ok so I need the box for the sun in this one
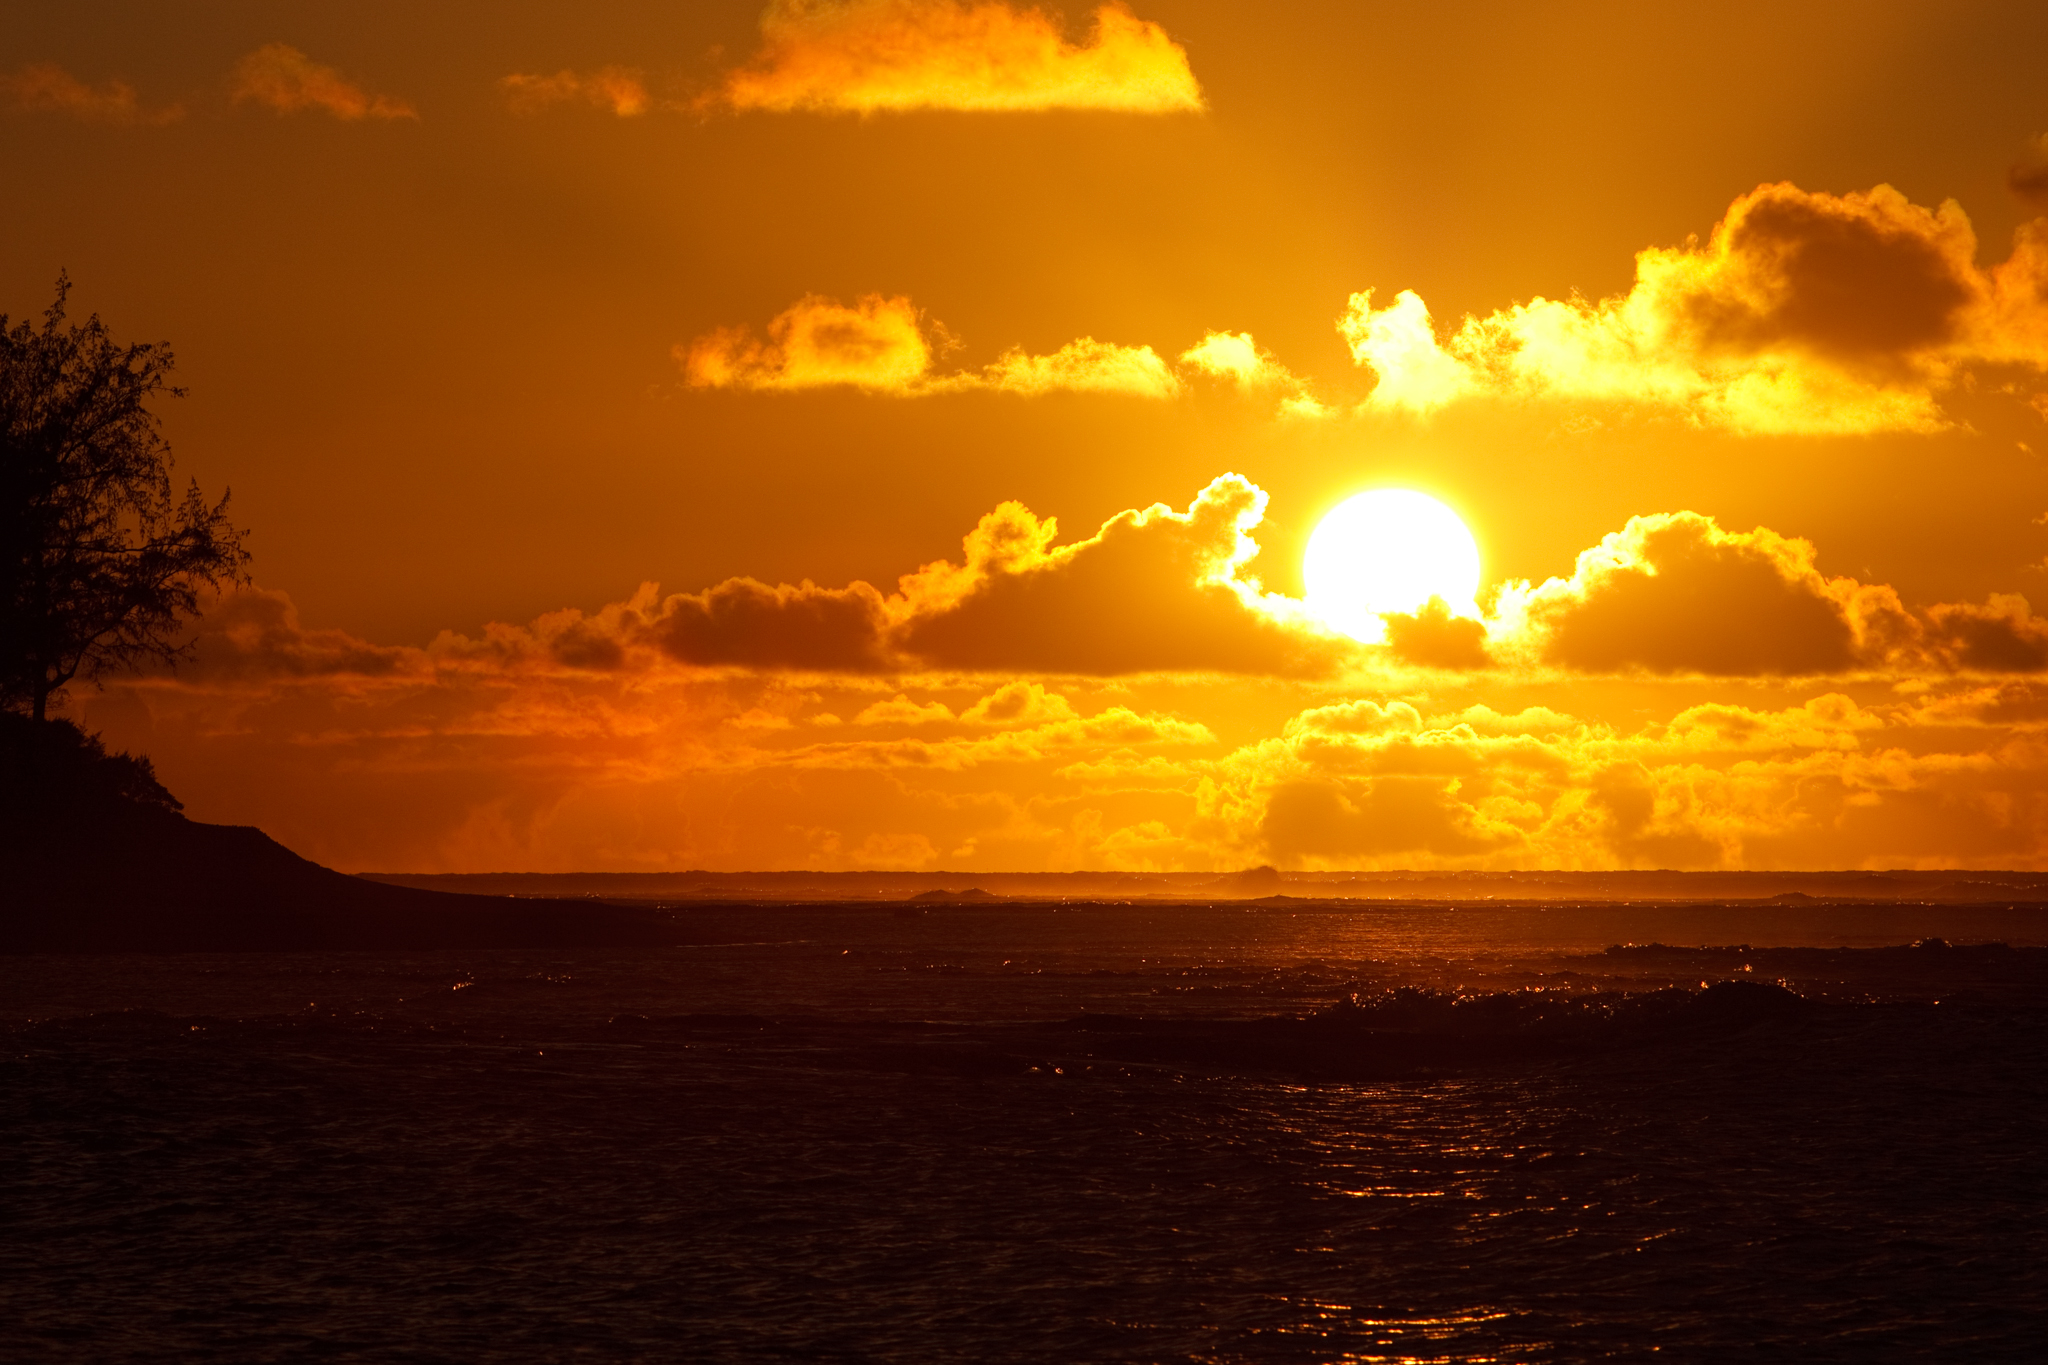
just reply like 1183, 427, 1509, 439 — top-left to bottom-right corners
1303, 489, 1482, 643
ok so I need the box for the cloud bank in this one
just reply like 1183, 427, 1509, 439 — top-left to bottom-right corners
152, 478, 2048, 697
714, 1, 1203, 114
90, 475, 2048, 874
94, 602, 2048, 874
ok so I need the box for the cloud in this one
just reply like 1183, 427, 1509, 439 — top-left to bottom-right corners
166, 479, 1350, 687
1261, 776, 1520, 861
679, 293, 1180, 398
854, 694, 957, 725
1477, 511, 2048, 679
1501, 513, 1875, 675
1178, 331, 1286, 386
1196, 688, 2048, 871
231, 44, 416, 121
175, 491, 2048, 706
960, 680, 1076, 725
181, 589, 421, 682
639, 578, 896, 671
1339, 291, 1475, 415
976, 336, 1180, 398
1344, 183, 2048, 433
896, 474, 1343, 675
679, 294, 934, 392
1382, 599, 1491, 670
86, 557, 2048, 874
1178, 331, 1329, 414
713, 0, 1203, 115
2013, 134, 2048, 215
782, 703, 1213, 771
501, 68, 650, 117
1, 63, 178, 124
1919, 595, 2048, 673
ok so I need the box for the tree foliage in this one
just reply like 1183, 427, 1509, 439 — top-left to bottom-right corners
0, 276, 249, 720
0, 709, 182, 834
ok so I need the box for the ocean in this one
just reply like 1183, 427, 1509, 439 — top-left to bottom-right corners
5, 900, 2044, 1362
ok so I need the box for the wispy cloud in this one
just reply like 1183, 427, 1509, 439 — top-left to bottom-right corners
231, 44, 416, 121
975, 336, 1180, 397
1179, 331, 1329, 415
677, 293, 1181, 398
712, 0, 1204, 114
500, 67, 650, 117
1, 63, 180, 124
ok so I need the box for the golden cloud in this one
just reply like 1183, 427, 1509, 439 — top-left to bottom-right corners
1191, 688, 2048, 870
90, 470, 2048, 874
1, 63, 178, 124
1345, 183, 2048, 433
1178, 331, 1329, 415
854, 693, 958, 725
679, 294, 934, 393
974, 336, 1180, 398
679, 293, 1180, 398
501, 68, 650, 117
231, 44, 416, 121
714, 0, 1204, 115
1178, 331, 1286, 386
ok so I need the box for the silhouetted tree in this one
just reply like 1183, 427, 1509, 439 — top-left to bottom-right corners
1, 275, 248, 721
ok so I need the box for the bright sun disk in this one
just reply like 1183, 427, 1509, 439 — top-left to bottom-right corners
1304, 489, 1482, 643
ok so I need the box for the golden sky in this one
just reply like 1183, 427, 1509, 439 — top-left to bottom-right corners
9, 0, 2048, 873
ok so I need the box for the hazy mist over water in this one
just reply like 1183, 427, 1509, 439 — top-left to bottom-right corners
6, 902, 2045, 1362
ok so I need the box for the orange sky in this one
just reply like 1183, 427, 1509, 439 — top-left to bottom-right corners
9, 1, 2048, 873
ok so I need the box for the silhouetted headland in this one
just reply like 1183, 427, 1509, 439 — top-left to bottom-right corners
0, 716, 676, 952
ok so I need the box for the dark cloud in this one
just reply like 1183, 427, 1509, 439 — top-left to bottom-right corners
181, 589, 416, 680
898, 475, 1343, 676
643, 578, 892, 671
2012, 136, 2048, 215
1383, 599, 1490, 670
1528, 514, 1861, 676
1694, 185, 1974, 369
1920, 596, 2048, 673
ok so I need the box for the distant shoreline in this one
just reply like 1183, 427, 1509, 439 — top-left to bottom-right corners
361, 867, 2048, 906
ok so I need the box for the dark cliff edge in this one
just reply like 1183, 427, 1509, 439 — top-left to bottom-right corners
1, 718, 678, 952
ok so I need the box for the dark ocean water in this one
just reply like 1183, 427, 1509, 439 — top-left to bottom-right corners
5, 902, 2046, 1363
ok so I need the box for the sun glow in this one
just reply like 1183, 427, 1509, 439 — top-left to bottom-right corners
1304, 489, 1482, 643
